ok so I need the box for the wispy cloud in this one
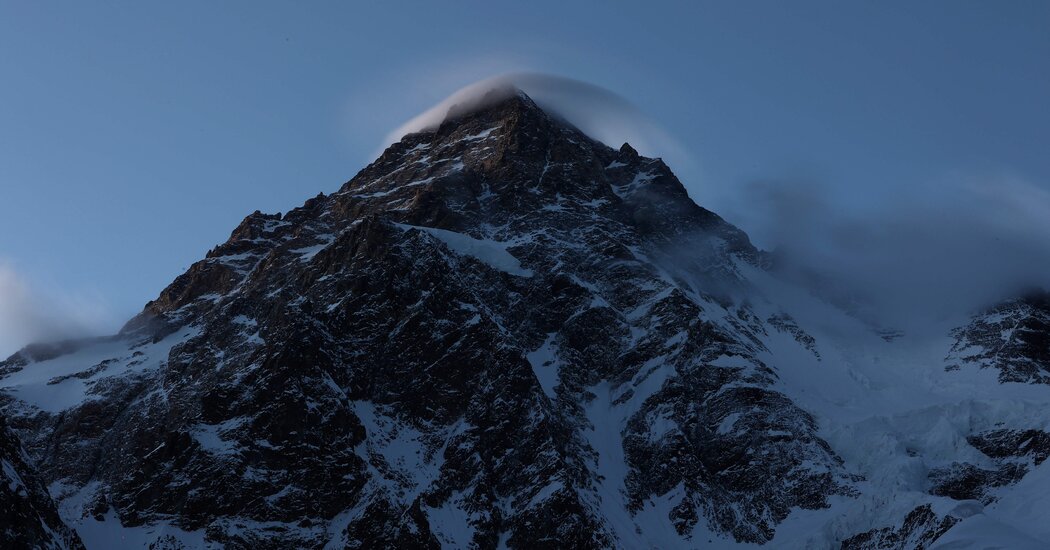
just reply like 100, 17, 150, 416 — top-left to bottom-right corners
727, 172, 1050, 331
340, 53, 541, 159
344, 67, 700, 184
382, 72, 688, 160
0, 261, 114, 358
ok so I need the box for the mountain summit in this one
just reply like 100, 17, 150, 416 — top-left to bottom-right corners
2, 90, 1050, 549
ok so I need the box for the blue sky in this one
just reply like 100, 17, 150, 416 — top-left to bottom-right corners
1, 1, 1048, 353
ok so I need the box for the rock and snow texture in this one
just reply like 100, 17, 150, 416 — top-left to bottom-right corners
0, 89, 1048, 548
946, 291, 1050, 384
0, 414, 84, 549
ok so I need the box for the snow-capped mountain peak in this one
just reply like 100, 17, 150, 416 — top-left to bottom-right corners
1, 90, 1048, 549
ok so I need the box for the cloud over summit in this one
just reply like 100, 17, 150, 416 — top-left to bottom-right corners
382, 72, 692, 169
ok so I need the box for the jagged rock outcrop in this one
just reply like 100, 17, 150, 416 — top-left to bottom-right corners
841, 505, 959, 550
0, 413, 84, 549
946, 291, 1050, 383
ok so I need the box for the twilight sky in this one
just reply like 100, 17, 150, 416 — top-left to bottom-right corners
1, 1, 1048, 354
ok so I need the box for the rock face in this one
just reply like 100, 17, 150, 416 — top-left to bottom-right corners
840, 504, 959, 550
1, 89, 1050, 549
946, 291, 1050, 383
0, 413, 84, 550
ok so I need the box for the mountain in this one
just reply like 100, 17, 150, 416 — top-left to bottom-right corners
1, 88, 1049, 549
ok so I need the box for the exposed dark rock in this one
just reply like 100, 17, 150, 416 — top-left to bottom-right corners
841, 505, 959, 550
0, 414, 84, 549
968, 429, 1050, 465
929, 462, 1028, 503
946, 291, 1050, 383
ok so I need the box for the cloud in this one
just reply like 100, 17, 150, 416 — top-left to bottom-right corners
340, 54, 539, 160
378, 72, 697, 178
727, 172, 1050, 332
0, 262, 113, 358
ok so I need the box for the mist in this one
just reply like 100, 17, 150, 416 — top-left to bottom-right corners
0, 263, 113, 358
726, 173, 1050, 333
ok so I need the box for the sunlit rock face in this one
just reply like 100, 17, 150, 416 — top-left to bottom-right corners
1, 89, 1049, 549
